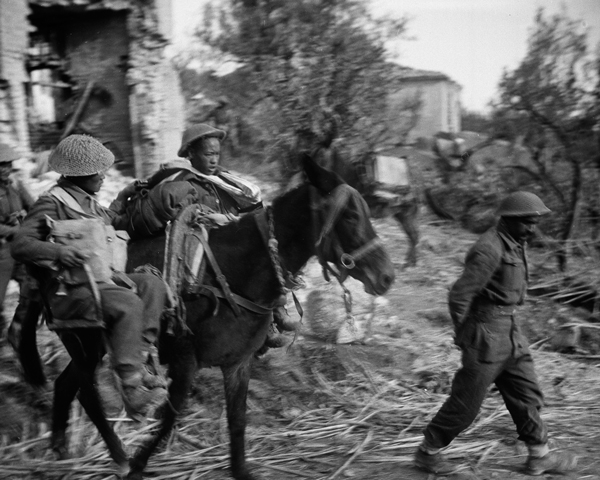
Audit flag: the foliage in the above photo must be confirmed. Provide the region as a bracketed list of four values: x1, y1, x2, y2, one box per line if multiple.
[461, 109, 493, 134]
[492, 7, 600, 270]
[187, 0, 415, 180]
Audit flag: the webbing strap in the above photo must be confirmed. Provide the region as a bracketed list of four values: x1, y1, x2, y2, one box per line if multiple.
[47, 187, 96, 218]
[194, 230, 242, 318]
[192, 284, 273, 315]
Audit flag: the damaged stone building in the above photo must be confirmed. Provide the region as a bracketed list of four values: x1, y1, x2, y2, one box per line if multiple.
[0, 0, 184, 177]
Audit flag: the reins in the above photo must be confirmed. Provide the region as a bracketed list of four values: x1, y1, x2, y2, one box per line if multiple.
[254, 207, 304, 318]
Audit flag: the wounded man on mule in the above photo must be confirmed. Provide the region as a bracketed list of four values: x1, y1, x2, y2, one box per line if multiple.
[118, 123, 296, 349]
[11, 134, 169, 421]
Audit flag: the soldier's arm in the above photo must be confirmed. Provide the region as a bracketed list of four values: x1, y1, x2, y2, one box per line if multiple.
[11, 196, 63, 267]
[15, 177, 36, 211]
[448, 242, 501, 326]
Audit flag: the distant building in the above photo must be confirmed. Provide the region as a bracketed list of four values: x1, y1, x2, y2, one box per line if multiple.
[387, 65, 462, 144]
[0, 0, 184, 177]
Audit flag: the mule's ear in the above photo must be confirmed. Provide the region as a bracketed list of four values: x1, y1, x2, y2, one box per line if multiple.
[302, 153, 342, 194]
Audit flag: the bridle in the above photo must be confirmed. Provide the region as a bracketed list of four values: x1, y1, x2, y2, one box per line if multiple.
[258, 183, 382, 291]
[310, 183, 381, 283]
[256, 182, 383, 341]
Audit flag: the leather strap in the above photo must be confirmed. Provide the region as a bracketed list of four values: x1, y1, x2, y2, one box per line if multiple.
[191, 284, 273, 315]
[47, 186, 97, 218]
[195, 229, 242, 317]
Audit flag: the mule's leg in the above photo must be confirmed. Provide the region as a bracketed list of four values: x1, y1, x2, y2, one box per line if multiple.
[60, 331, 128, 469]
[51, 360, 79, 459]
[222, 358, 257, 480]
[128, 340, 197, 480]
[393, 200, 419, 267]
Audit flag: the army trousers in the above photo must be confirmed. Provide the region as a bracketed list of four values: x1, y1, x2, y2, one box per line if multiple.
[97, 273, 167, 372]
[423, 341, 548, 449]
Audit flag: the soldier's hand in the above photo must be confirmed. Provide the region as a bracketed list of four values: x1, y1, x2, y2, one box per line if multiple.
[205, 213, 231, 226]
[2, 225, 19, 240]
[58, 245, 88, 267]
[117, 181, 139, 201]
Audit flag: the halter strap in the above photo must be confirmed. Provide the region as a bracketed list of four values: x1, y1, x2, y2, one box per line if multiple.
[311, 184, 381, 275]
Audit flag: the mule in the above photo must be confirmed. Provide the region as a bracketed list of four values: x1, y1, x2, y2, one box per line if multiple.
[20, 154, 395, 480]
[303, 145, 420, 267]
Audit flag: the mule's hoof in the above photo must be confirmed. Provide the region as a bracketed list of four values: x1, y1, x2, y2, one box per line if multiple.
[116, 460, 131, 478]
[232, 466, 261, 480]
[51, 445, 70, 461]
[125, 468, 144, 480]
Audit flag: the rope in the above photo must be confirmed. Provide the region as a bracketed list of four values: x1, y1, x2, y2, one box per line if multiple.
[266, 207, 305, 293]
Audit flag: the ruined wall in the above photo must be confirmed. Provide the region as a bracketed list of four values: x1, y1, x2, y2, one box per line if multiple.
[26, 0, 184, 177]
[126, 1, 184, 177]
[62, 10, 135, 167]
[0, 0, 30, 154]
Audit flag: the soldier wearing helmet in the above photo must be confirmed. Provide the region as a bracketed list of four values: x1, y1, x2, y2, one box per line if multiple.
[11, 134, 169, 420]
[172, 123, 262, 223]
[168, 124, 291, 349]
[0, 144, 41, 351]
[415, 191, 577, 475]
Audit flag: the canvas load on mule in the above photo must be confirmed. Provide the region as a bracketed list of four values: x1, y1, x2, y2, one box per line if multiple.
[123, 180, 199, 240]
[121, 160, 262, 241]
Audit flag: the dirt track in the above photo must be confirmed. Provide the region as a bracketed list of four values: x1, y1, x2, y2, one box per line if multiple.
[0, 173, 599, 479]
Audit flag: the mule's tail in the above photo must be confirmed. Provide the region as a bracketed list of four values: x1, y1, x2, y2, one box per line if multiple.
[19, 301, 46, 386]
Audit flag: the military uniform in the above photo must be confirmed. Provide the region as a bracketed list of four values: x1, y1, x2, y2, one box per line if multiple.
[11, 135, 167, 418]
[0, 145, 38, 342]
[424, 221, 546, 449]
[12, 177, 167, 371]
[175, 124, 291, 348]
[158, 163, 261, 217]
[415, 191, 577, 476]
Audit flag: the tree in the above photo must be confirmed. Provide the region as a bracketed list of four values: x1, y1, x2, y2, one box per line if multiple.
[191, 0, 416, 180]
[493, 7, 600, 270]
[461, 109, 492, 134]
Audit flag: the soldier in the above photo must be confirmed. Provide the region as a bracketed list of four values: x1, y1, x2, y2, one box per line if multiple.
[0, 144, 41, 351]
[174, 124, 294, 348]
[175, 123, 262, 220]
[414, 191, 577, 476]
[11, 135, 168, 419]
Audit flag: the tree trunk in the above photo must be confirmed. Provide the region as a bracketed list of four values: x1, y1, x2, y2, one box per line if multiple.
[556, 155, 582, 272]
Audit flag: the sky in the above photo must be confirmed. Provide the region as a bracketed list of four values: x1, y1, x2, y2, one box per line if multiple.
[171, 0, 600, 113]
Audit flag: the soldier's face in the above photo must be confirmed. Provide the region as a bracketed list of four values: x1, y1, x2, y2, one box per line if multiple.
[69, 172, 105, 195]
[504, 216, 540, 243]
[189, 137, 221, 175]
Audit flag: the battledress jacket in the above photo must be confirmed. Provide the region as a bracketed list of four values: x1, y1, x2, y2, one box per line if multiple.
[10, 177, 129, 287]
[0, 176, 35, 240]
[1, 176, 36, 306]
[448, 221, 531, 362]
[149, 162, 262, 217]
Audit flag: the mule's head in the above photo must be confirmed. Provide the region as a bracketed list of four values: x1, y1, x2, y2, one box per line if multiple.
[303, 154, 395, 295]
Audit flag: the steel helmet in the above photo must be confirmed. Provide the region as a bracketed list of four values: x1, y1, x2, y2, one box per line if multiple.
[0, 143, 20, 164]
[496, 191, 551, 217]
[49, 134, 114, 176]
[177, 124, 226, 157]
